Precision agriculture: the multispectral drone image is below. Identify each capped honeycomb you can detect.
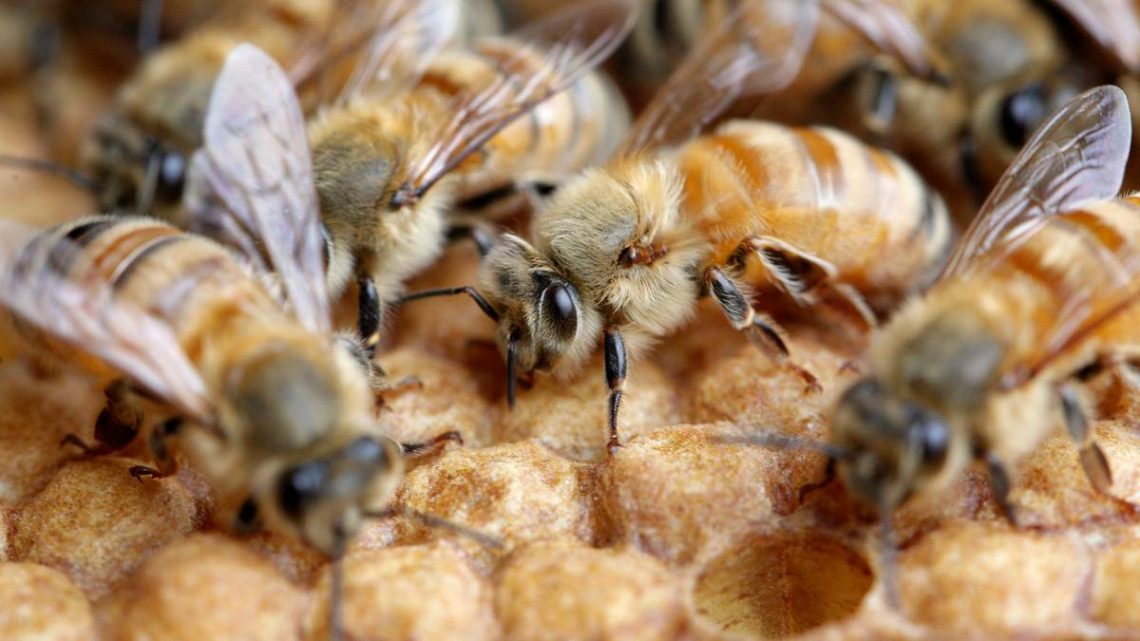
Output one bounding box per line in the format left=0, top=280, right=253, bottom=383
left=4, top=24, right=1140, bottom=641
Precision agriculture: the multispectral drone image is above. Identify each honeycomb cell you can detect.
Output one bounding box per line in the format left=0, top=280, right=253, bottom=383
left=0, top=562, right=96, bottom=641
left=9, top=458, right=198, bottom=598
left=603, top=424, right=827, bottom=565
left=305, top=542, right=497, bottom=641
left=690, top=530, right=872, bottom=639
left=106, top=533, right=306, bottom=641
left=496, top=539, right=685, bottom=641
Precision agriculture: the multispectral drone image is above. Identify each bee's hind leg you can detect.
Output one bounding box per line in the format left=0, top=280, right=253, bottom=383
left=61, top=378, right=143, bottom=457
left=1059, top=385, right=1113, bottom=494
left=400, top=431, right=463, bottom=460
left=731, top=236, right=878, bottom=329
left=704, top=266, right=821, bottom=393
left=128, top=417, right=183, bottom=481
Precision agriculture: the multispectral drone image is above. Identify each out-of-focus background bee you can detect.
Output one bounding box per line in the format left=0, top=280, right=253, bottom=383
left=829, top=85, right=1138, bottom=586
left=401, top=0, right=953, bottom=453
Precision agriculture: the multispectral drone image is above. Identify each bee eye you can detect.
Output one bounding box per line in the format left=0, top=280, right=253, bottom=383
left=278, top=461, right=329, bottom=520
left=158, top=151, right=186, bottom=193
left=999, top=83, right=1046, bottom=148
left=540, top=282, right=578, bottom=340
left=341, top=436, right=388, bottom=469
left=911, top=410, right=950, bottom=466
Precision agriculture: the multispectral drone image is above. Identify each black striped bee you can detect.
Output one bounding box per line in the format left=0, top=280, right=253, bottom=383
left=0, top=44, right=494, bottom=640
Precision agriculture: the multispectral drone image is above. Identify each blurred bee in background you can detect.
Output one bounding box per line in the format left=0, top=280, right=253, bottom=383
left=74, top=0, right=501, bottom=222
left=261, top=0, right=636, bottom=355
left=0, top=45, right=493, bottom=640
left=818, top=0, right=1140, bottom=219
left=830, top=84, right=1136, bottom=530
left=401, top=0, right=953, bottom=453
left=492, top=0, right=946, bottom=111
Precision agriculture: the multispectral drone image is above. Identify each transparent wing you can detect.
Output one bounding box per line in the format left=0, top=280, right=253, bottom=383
left=618, top=0, right=820, bottom=157
left=1049, top=0, right=1140, bottom=72
left=185, top=44, right=330, bottom=335
left=821, top=0, right=949, bottom=81
left=393, top=0, right=637, bottom=203
left=0, top=219, right=213, bottom=423
left=940, top=85, right=1132, bottom=279
left=331, top=0, right=464, bottom=107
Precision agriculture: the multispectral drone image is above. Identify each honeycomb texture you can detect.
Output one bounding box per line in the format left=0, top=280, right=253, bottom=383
left=4, top=40, right=1140, bottom=641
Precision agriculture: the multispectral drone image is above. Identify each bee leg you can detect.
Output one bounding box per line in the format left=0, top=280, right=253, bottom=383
left=61, top=379, right=143, bottom=456
left=128, top=417, right=183, bottom=481
left=446, top=216, right=498, bottom=258
left=1059, top=385, right=1113, bottom=494
left=736, top=237, right=877, bottom=329
left=357, top=275, right=382, bottom=357
left=705, top=266, right=821, bottom=393
left=233, top=497, right=263, bottom=535
left=876, top=502, right=902, bottom=609
left=983, top=451, right=1018, bottom=526
left=400, top=431, right=463, bottom=460
left=798, top=456, right=837, bottom=503
left=604, top=326, right=627, bottom=455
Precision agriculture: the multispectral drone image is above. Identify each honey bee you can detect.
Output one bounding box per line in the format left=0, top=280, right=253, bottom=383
left=825, top=0, right=1128, bottom=213
left=402, top=0, right=953, bottom=453
left=827, top=84, right=1135, bottom=523
left=0, top=46, right=491, bottom=638
left=280, top=0, right=636, bottom=352
left=80, top=0, right=497, bottom=221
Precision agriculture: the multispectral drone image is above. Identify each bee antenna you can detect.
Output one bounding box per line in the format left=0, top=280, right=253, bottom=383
left=363, top=506, right=503, bottom=550
left=0, top=155, right=97, bottom=193
left=710, top=431, right=852, bottom=460
left=506, top=331, right=519, bottom=409
left=137, top=0, right=165, bottom=54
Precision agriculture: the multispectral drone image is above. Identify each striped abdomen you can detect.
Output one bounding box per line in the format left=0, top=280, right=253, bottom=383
left=7, top=216, right=286, bottom=376
left=969, top=196, right=1140, bottom=376
left=675, top=120, right=952, bottom=295
left=417, top=38, right=630, bottom=195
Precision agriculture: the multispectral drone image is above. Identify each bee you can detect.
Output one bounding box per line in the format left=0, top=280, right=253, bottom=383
left=0, top=47, right=492, bottom=639
left=287, top=0, right=635, bottom=353
left=79, top=0, right=497, bottom=222
left=402, top=0, right=953, bottom=453
left=828, top=85, right=1136, bottom=528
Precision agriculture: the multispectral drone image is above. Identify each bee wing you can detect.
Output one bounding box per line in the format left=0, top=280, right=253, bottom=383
left=1048, top=0, right=1140, bottom=72
left=821, top=0, right=948, bottom=82
left=939, top=85, right=1132, bottom=280
left=394, top=0, right=637, bottom=203
left=618, top=0, right=820, bottom=157
left=185, top=44, right=331, bottom=336
left=330, top=0, right=464, bottom=107
left=0, top=219, right=213, bottom=424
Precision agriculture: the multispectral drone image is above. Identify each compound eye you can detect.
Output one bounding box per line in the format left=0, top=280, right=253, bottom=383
left=341, top=436, right=389, bottom=469
left=277, top=460, right=329, bottom=520
left=913, top=410, right=950, bottom=466
left=156, top=150, right=186, bottom=201
left=540, top=282, right=577, bottom=340
left=999, top=82, right=1047, bottom=149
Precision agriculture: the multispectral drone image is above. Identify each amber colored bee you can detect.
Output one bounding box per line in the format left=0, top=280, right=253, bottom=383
left=79, top=0, right=498, bottom=221
left=829, top=85, right=1135, bottom=525
left=286, top=0, right=635, bottom=351
left=1, top=44, right=492, bottom=563
left=403, top=0, right=953, bottom=453
left=1, top=45, right=501, bottom=639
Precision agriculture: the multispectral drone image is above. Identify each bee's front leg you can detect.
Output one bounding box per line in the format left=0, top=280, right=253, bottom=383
left=61, top=378, right=143, bottom=457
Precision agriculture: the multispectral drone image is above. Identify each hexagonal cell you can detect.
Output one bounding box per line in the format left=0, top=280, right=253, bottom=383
left=690, top=530, right=872, bottom=639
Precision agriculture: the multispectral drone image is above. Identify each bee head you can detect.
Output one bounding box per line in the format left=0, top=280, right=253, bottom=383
left=831, top=377, right=952, bottom=510
left=479, top=234, right=601, bottom=402
left=83, top=113, right=188, bottom=217
left=270, top=434, right=403, bottom=555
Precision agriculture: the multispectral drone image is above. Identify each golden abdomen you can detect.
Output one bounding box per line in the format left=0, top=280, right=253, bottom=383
left=675, top=120, right=951, bottom=293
